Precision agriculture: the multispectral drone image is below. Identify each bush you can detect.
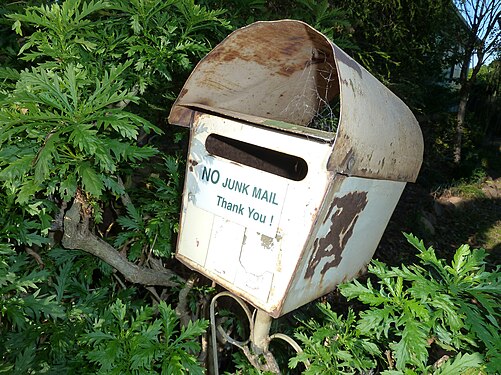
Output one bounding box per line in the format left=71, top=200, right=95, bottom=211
left=291, top=234, right=500, bottom=374
left=0, top=242, right=208, bottom=374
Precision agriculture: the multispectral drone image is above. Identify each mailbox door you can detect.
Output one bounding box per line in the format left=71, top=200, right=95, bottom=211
left=176, top=113, right=333, bottom=314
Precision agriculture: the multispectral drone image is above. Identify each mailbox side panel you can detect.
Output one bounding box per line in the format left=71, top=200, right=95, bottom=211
left=175, top=114, right=333, bottom=314
left=280, top=175, right=406, bottom=316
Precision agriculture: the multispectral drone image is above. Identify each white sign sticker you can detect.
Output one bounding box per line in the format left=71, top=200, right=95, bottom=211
left=188, top=156, right=289, bottom=237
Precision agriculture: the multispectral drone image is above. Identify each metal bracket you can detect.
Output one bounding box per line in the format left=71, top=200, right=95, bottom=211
left=209, top=291, right=307, bottom=374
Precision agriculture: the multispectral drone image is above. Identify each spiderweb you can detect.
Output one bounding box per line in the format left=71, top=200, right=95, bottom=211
left=279, top=51, right=340, bottom=134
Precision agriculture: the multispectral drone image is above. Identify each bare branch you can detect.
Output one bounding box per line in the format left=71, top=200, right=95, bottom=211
left=175, top=274, right=197, bottom=327
left=25, top=246, right=44, bottom=268
left=62, top=195, right=182, bottom=287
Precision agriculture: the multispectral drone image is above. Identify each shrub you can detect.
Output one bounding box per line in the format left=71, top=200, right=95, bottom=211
left=291, top=234, right=500, bottom=374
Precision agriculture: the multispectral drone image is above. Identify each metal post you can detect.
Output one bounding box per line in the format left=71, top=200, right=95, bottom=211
left=251, top=309, right=273, bottom=353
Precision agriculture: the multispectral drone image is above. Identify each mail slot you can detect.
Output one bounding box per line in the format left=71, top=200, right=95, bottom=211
left=168, top=20, right=423, bottom=318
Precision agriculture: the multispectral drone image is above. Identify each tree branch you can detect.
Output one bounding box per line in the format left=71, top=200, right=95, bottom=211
left=175, top=274, right=197, bottom=327
left=62, top=196, right=182, bottom=287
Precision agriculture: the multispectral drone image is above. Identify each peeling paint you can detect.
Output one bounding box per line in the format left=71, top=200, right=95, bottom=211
left=260, top=234, right=274, bottom=249
left=304, top=191, right=368, bottom=279
left=188, top=158, right=198, bottom=172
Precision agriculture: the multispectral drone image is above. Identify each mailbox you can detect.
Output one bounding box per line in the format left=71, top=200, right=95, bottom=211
left=168, top=20, right=423, bottom=318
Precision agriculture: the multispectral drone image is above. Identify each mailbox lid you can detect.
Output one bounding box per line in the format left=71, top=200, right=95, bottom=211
left=169, top=19, right=423, bottom=183
left=168, top=20, right=339, bottom=129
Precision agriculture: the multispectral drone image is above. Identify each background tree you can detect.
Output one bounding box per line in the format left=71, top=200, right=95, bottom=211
left=453, top=0, right=500, bottom=164
left=331, top=0, right=459, bottom=105
left=469, top=59, right=501, bottom=138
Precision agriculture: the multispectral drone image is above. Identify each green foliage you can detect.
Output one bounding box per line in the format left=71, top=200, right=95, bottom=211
left=110, top=0, right=230, bottom=95
left=0, top=63, right=160, bottom=205
left=2, top=1, right=500, bottom=374
left=1, top=0, right=231, bottom=208
left=0, top=0, right=230, bottom=239
left=83, top=299, right=208, bottom=374
left=292, top=0, right=352, bottom=45
left=7, top=0, right=229, bottom=88
left=0, top=186, right=51, bottom=247
left=201, top=0, right=355, bottom=49
left=337, top=233, right=500, bottom=373
left=9, top=0, right=110, bottom=63
left=291, top=305, right=379, bottom=374
left=1, top=243, right=209, bottom=373
left=331, top=0, right=462, bottom=112
left=225, top=352, right=274, bottom=375
left=114, top=155, right=184, bottom=260
left=223, top=234, right=500, bottom=373
left=0, top=244, right=64, bottom=333
left=0, top=2, right=223, bottom=371
left=0, top=244, right=72, bottom=373
left=229, top=235, right=500, bottom=373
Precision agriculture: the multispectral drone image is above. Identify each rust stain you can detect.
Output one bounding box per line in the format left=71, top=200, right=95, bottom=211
left=305, top=191, right=368, bottom=279
left=178, top=88, right=188, bottom=99
left=277, top=63, right=305, bottom=77
left=188, top=158, right=198, bottom=172
left=203, top=21, right=334, bottom=79
left=168, top=106, right=194, bottom=127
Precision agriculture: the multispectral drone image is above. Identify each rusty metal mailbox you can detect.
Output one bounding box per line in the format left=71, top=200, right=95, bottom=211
left=168, top=20, right=423, bottom=318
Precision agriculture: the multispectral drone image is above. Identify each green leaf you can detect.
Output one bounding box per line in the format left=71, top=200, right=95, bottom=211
left=0, top=67, right=20, bottom=81
left=93, top=147, right=116, bottom=173
left=102, top=175, right=124, bottom=195
left=127, top=242, right=143, bottom=261
left=16, top=179, right=41, bottom=205
left=107, top=116, right=139, bottom=139
left=34, top=131, right=60, bottom=182
left=0, top=155, right=34, bottom=181
left=391, top=315, right=431, bottom=370
left=434, top=352, right=483, bottom=374
left=54, top=262, right=73, bottom=302
left=77, top=162, right=104, bottom=197
left=339, top=278, right=387, bottom=306
left=85, top=331, right=117, bottom=345
left=69, top=125, right=100, bottom=154
left=358, top=307, right=395, bottom=339
left=59, top=173, right=78, bottom=201
left=22, top=292, right=66, bottom=322
left=117, top=204, right=143, bottom=231
left=124, top=144, right=159, bottom=162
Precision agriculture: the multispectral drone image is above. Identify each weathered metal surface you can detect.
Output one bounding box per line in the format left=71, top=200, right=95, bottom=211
left=279, top=175, right=406, bottom=316
left=169, top=20, right=338, bottom=127
left=327, top=44, right=423, bottom=182
left=169, top=20, right=424, bottom=317
left=304, top=191, right=368, bottom=279
left=169, top=19, right=423, bottom=183
left=176, top=114, right=333, bottom=315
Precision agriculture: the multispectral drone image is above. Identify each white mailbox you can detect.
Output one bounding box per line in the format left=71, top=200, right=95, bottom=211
left=168, top=20, right=423, bottom=318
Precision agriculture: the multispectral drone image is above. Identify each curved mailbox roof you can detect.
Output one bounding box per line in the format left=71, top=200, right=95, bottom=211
left=168, top=20, right=423, bottom=182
